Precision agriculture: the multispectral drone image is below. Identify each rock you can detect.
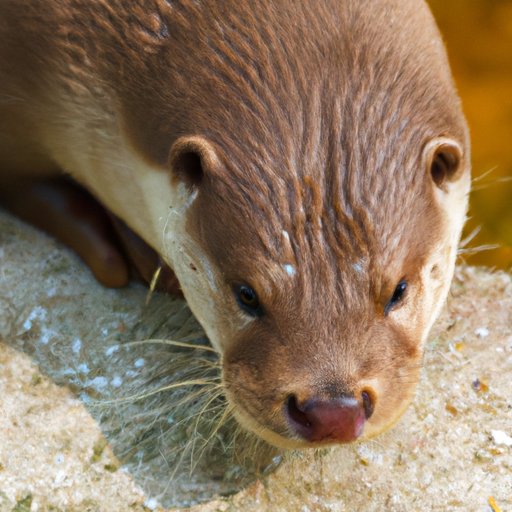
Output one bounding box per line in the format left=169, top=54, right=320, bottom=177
left=1, top=210, right=511, bottom=511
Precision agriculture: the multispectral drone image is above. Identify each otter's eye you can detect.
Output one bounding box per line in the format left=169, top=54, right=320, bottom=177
left=385, top=280, right=407, bottom=316
left=234, top=284, right=262, bottom=317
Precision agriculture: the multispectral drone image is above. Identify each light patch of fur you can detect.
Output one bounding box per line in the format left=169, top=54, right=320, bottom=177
left=422, top=145, right=471, bottom=337
left=283, top=264, right=296, bottom=277
left=161, top=191, right=254, bottom=352
left=281, top=229, right=296, bottom=263
left=390, top=138, right=470, bottom=347
left=25, top=89, right=174, bottom=256
left=352, top=261, right=364, bottom=274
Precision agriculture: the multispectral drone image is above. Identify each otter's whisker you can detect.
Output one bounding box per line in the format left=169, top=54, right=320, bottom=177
left=145, top=266, right=162, bottom=305
left=121, top=338, right=217, bottom=353
left=165, top=386, right=222, bottom=411
left=190, top=405, right=233, bottom=474
left=97, top=379, right=222, bottom=405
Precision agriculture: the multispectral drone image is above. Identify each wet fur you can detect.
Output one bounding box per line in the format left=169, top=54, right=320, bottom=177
left=0, top=0, right=470, bottom=447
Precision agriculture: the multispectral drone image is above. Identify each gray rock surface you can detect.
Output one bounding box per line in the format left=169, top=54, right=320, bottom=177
left=0, top=209, right=511, bottom=511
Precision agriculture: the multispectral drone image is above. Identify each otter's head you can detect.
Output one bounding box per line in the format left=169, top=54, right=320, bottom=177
left=111, top=0, right=470, bottom=448
left=162, top=126, right=469, bottom=448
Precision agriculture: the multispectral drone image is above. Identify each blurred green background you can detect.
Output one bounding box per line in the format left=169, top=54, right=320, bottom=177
left=428, top=0, right=512, bottom=270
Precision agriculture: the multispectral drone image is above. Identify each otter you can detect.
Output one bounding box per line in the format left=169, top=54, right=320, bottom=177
left=0, top=0, right=470, bottom=448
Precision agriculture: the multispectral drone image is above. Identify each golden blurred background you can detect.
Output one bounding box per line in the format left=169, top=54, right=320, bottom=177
left=427, top=0, right=512, bottom=270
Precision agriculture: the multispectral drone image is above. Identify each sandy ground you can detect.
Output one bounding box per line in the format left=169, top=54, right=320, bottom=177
left=0, top=209, right=511, bottom=512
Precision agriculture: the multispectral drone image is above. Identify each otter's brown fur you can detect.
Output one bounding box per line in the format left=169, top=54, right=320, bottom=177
left=0, top=0, right=470, bottom=447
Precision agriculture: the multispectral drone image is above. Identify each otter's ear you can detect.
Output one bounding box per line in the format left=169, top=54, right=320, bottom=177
left=168, top=136, right=221, bottom=191
left=424, top=137, right=466, bottom=193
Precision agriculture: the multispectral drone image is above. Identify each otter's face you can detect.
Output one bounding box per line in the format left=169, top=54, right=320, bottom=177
left=163, top=134, right=470, bottom=449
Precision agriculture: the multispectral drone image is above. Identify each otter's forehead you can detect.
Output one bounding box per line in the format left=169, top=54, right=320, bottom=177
left=199, top=79, right=447, bottom=275
left=196, top=158, right=440, bottom=319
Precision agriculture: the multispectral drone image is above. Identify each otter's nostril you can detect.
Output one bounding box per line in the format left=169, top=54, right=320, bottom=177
left=361, top=390, right=374, bottom=419
left=286, top=395, right=311, bottom=428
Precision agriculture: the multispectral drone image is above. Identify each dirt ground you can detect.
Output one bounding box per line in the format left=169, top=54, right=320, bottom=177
left=0, top=209, right=511, bottom=512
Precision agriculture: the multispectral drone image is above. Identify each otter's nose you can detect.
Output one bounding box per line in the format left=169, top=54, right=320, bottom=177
left=286, top=393, right=372, bottom=443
